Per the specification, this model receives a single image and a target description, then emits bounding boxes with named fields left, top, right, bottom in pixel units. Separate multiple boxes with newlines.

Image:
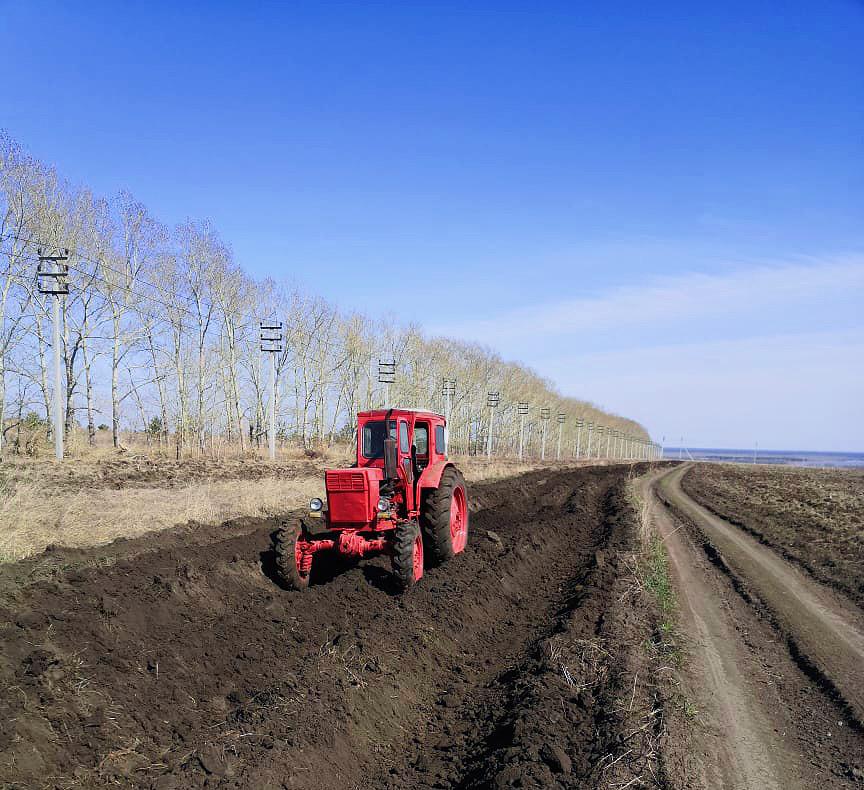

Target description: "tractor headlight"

left=377, top=497, right=390, bottom=512
left=309, top=497, right=324, bottom=512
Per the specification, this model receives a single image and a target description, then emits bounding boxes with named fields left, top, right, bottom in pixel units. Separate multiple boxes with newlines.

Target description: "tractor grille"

left=327, top=471, right=366, bottom=492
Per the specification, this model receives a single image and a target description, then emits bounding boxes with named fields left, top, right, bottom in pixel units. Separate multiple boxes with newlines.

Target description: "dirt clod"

left=198, top=746, right=229, bottom=776
left=15, top=610, right=48, bottom=629
left=541, top=743, right=572, bottom=774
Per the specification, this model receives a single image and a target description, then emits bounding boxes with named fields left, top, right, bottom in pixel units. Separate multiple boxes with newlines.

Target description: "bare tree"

left=0, top=132, right=652, bottom=459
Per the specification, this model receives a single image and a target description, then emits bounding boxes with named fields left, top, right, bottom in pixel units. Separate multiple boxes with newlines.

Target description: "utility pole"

left=442, top=378, right=456, bottom=452
left=486, top=392, right=499, bottom=458
left=37, top=249, right=69, bottom=462
left=378, top=359, right=396, bottom=406
left=586, top=421, right=594, bottom=458
left=260, top=321, right=283, bottom=461
left=517, top=402, right=528, bottom=459
left=575, top=418, right=584, bottom=459
left=605, top=426, right=612, bottom=458
left=556, top=412, right=565, bottom=461
left=442, top=378, right=455, bottom=421
left=540, top=407, right=550, bottom=460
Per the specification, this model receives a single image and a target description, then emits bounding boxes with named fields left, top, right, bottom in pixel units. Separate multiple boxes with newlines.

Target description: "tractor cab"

left=357, top=407, right=448, bottom=476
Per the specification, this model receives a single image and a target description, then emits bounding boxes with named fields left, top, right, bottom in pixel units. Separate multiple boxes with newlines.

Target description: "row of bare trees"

left=0, top=132, right=649, bottom=459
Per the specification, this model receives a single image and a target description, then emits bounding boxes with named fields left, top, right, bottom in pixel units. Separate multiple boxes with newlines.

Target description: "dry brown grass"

left=0, top=450, right=601, bottom=561
left=0, top=476, right=325, bottom=561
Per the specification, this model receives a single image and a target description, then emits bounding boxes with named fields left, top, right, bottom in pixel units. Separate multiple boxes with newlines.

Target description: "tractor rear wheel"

left=420, top=467, right=469, bottom=566
left=391, top=520, right=424, bottom=591
left=273, top=524, right=312, bottom=590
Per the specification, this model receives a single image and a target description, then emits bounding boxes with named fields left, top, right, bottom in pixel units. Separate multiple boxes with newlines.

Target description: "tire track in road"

left=640, top=470, right=789, bottom=790
left=661, top=464, right=864, bottom=726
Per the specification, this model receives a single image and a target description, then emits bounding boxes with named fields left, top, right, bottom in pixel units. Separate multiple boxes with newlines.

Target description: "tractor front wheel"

left=391, top=521, right=424, bottom=591
left=273, top=525, right=312, bottom=590
left=420, top=467, right=469, bottom=566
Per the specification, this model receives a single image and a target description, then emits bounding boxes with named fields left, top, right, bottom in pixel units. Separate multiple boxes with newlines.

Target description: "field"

left=680, top=463, right=864, bottom=608
left=3, top=459, right=864, bottom=789
left=0, top=463, right=678, bottom=789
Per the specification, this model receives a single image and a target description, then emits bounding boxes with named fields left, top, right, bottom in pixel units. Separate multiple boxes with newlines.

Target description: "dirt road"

left=644, top=465, right=864, bottom=789
left=0, top=465, right=661, bottom=790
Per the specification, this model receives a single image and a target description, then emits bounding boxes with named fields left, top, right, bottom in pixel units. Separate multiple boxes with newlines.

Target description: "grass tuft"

left=642, top=534, right=676, bottom=632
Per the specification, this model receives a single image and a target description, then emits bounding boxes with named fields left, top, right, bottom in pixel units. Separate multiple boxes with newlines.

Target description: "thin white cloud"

left=434, top=257, right=864, bottom=344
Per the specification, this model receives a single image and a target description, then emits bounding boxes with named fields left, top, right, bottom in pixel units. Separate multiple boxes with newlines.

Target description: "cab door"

left=398, top=419, right=415, bottom=511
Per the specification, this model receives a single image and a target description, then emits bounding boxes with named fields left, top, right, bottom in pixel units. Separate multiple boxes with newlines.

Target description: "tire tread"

left=420, top=467, right=467, bottom=566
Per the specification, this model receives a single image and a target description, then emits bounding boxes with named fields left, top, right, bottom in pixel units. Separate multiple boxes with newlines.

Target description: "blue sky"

left=2, top=1, right=862, bottom=450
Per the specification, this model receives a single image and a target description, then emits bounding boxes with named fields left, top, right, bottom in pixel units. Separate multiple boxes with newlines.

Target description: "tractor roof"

left=359, top=408, right=445, bottom=420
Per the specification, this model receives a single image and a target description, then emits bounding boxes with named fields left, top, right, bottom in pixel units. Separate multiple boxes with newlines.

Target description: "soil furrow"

left=373, top=481, right=656, bottom=790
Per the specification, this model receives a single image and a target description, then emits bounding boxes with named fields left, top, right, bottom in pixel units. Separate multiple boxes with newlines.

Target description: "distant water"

left=662, top=447, right=864, bottom=469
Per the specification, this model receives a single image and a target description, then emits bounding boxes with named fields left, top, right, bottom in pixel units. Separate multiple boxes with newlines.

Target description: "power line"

left=26, top=254, right=261, bottom=346
left=1, top=231, right=261, bottom=337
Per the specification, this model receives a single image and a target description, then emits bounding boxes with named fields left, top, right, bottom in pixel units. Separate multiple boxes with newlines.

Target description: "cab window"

left=415, top=424, right=429, bottom=456
left=435, top=425, right=446, bottom=454
left=399, top=421, right=410, bottom=454
left=362, top=420, right=396, bottom=459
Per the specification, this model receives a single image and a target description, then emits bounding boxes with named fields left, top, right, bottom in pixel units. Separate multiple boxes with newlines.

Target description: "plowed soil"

left=3, top=455, right=330, bottom=492
left=0, top=465, right=667, bottom=790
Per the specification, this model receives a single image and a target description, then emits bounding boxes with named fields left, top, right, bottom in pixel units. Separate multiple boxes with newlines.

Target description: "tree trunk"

left=34, top=314, right=52, bottom=439
left=197, top=339, right=205, bottom=455
left=0, top=360, right=5, bottom=459
left=62, top=297, right=76, bottom=443
left=112, top=312, right=121, bottom=448
left=172, top=328, right=186, bottom=459
left=146, top=328, right=169, bottom=447
left=81, top=337, right=96, bottom=446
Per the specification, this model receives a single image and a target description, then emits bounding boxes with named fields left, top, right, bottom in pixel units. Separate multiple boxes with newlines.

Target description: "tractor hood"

left=325, top=467, right=385, bottom=525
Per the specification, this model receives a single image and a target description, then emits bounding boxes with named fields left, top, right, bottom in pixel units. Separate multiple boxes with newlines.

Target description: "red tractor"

left=273, top=408, right=469, bottom=591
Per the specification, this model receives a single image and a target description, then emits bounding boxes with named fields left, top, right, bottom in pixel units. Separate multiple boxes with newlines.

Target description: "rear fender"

left=417, top=460, right=455, bottom=493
